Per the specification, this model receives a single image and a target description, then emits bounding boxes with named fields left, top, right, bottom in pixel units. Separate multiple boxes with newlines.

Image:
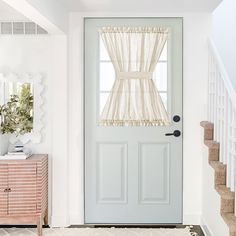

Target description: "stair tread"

left=200, top=121, right=214, bottom=129
left=204, top=140, right=219, bottom=148
left=215, top=185, right=234, bottom=200
left=222, top=213, right=236, bottom=231
left=210, top=161, right=226, bottom=171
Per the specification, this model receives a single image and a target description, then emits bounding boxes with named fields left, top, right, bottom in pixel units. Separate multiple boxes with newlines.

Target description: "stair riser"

left=221, top=199, right=235, bottom=213
left=215, top=171, right=226, bottom=186
left=230, top=228, right=236, bottom=234
left=209, top=148, right=219, bottom=161
left=204, top=128, right=213, bottom=140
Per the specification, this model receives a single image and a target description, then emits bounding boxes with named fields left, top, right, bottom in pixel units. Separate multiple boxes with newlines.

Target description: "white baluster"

left=222, top=82, right=226, bottom=164
left=209, top=54, right=214, bottom=122
left=231, top=110, right=236, bottom=191
left=214, top=61, right=218, bottom=141
left=227, top=98, right=232, bottom=188
left=208, top=52, right=211, bottom=121
left=219, top=76, right=223, bottom=163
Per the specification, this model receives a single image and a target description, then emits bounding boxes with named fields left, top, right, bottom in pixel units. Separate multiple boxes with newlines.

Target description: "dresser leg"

left=37, top=216, right=43, bottom=236
left=44, top=208, right=48, bottom=225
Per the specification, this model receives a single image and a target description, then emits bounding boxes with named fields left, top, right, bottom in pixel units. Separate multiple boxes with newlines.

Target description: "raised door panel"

left=138, top=143, right=170, bottom=204
left=8, top=162, right=37, bottom=215
left=0, top=164, right=8, bottom=216
left=96, top=143, right=127, bottom=204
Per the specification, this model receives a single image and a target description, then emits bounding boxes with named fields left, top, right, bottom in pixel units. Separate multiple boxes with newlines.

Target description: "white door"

left=85, top=18, right=183, bottom=224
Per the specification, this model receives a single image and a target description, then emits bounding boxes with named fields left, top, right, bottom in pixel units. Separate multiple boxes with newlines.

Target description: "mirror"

left=0, top=81, right=34, bottom=134
left=0, top=73, right=44, bottom=144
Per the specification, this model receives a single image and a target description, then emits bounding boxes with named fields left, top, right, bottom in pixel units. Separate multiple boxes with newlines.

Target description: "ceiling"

left=0, top=0, right=223, bottom=22
left=65, top=0, right=222, bottom=12
left=0, top=0, right=29, bottom=21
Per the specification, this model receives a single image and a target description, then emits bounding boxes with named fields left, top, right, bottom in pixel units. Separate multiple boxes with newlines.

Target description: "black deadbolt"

left=173, top=115, right=181, bottom=122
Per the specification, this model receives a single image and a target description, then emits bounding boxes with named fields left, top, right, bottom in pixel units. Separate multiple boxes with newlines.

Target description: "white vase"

left=0, top=134, right=9, bottom=155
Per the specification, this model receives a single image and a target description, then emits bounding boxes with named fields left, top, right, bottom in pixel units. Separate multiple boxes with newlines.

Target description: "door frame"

left=83, top=16, right=184, bottom=224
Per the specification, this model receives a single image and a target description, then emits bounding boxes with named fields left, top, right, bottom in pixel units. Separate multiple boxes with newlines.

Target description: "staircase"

left=202, top=39, right=236, bottom=235
left=201, top=121, right=236, bottom=236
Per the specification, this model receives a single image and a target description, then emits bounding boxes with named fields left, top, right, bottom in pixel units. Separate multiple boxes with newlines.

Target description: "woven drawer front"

left=0, top=164, right=8, bottom=216
left=8, top=163, right=37, bottom=215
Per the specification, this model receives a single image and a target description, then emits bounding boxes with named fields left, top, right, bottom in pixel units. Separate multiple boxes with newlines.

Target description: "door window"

left=99, top=38, right=169, bottom=116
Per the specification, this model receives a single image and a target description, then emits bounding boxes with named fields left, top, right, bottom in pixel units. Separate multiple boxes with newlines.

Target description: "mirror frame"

left=0, top=73, right=44, bottom=144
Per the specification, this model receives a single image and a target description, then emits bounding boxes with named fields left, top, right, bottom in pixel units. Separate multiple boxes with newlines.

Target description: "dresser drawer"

left=8, top=162, right=37, bottom=215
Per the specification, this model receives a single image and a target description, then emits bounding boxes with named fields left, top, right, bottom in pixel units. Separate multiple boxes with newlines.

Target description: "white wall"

left=212, top=0, right=236, bottom=89
left=0, top=35, right=69, bottom=226
left=182, top=14, right=211, bottom=224
left=68, top=12, right=211, bottom=225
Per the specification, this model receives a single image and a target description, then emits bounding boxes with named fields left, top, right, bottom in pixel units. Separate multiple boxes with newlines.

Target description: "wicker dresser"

left=0, top=154, right=48, bottom=236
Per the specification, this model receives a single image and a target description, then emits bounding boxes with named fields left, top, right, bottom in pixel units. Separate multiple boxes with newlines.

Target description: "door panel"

left=8, top=163, right=37, bottom=215
left=138, top=143, right=170, bottom=204
left=96, top=143, right=127, bottom=204
left=85, top=18, right=183, bottom=224
left=0, top=164, right=8, bottom=216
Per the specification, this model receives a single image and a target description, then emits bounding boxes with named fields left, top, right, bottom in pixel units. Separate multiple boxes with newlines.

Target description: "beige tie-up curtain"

left=99, top=26, right=169, bottom=126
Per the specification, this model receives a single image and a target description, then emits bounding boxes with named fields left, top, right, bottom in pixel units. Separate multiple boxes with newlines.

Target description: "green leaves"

left=0, top=84, right=33, bottom=136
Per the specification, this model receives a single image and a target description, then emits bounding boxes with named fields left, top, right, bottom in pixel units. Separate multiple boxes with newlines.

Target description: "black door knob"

left=165, top=130, right=181, bottom=137
left=173, top=115, right=181, bottom=122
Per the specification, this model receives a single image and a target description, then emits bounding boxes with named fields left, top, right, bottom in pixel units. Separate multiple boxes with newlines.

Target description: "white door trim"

left=67, top=12, right=210, bottom=226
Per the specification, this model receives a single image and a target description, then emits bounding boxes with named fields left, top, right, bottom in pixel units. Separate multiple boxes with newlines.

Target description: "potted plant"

left=0, top=84, right=33, bottom=155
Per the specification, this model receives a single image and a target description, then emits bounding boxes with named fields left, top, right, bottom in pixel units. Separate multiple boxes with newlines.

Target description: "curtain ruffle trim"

left=99, top=119, right=170, bottom=126
left=100, top=26, right=168, bottom=34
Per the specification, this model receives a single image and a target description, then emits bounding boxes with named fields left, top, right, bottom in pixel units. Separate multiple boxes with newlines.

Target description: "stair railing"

left=208, top=39, right=236, bottom=192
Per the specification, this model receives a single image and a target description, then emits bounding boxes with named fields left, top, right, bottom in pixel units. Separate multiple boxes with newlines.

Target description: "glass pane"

left=153, top=62, right=167, bottom=91
left=100, top=62, right=115, bottom=91
left=159, top=42, right=167, bottom=61
left=100, top=92, right=110, bottom=114
left=159, top=92, right=167, bottom=111
left=100, top=37, right=110, bottom=61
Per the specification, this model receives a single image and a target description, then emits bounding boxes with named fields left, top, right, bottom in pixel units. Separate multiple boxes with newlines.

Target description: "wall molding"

left=51, top=215, right=70, bottom=228
left=69, top=214, right=84, bottom=225
left=183, top=214, right=201, bottom=225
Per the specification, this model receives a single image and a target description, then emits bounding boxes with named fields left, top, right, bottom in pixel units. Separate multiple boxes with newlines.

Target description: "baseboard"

left=50, top=215, right=70, bottom=227
left=53, top=213, right=202, bottom=227
left=69, top=214, right=84, bottom=225
left=200, top=217, right=213, bottom=236
left=201, top=225, right=212, bottom=236
left=183, top=214, right=201, bottom=225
